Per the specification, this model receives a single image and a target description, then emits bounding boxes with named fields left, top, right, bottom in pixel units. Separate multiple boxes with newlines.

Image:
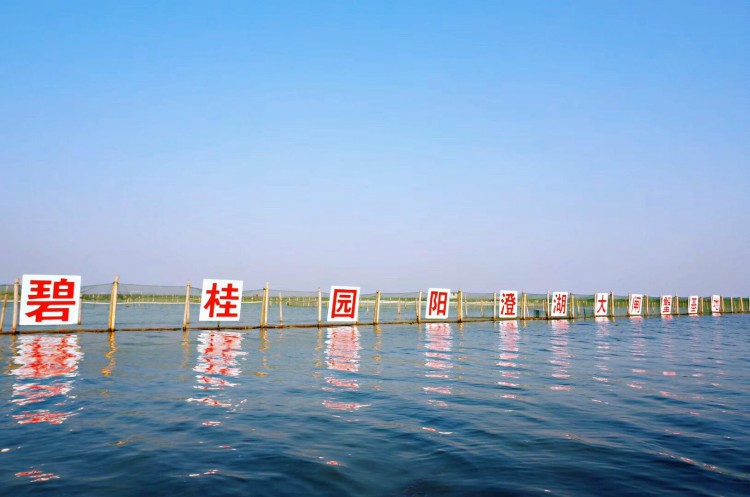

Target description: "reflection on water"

left=101, top=332, right=117, bottom=377
left=11, top=335, right=83, bottom=425
left=188, top=331, right=246, bottom=410
left=424, top=323, right=453, bottom=406
left=628, top=317, right=648, bottom=390
left=2, top=318, right=750, bottom=495
left=497, top=321, right=520, bottom=399
left=550, top=320, right=571, bottom=391
left=323, top=326, right=367, bottom=411
left=593, top=318, right=610, bottom=384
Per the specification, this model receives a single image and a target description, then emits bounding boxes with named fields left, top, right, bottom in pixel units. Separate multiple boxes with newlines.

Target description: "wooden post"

left=77, top=298, right=83, bottom=326
left=260, top=282, right=269, bottom=327
left=107, top=276, right=119, bottom=332
left=397, top=299, right=401, bottom=319
left=570, top=294, right=575, bottom=318
left=317, top=287, right=322, bottom=327
left=457, top=289, right=463, bottom=323
left=373, top=291, right=381, bottom=324
left=279, top=292, right=283, bottom=323
left=416, top=290, right=422, bottom=323
left=730, top=296, right=734, bottom=313
left=0, top=290, right=7, bottom=332
left=12, top=278, right=19, bottom=333
left=521, top=291, right=527, bottom=320
left=182, top=280, right=191, bottom=331
left=609, top=291, right=614, bottom=318
left=546, top=291, right=550, bottom=320
left=493, top=292, right=497, bottom=321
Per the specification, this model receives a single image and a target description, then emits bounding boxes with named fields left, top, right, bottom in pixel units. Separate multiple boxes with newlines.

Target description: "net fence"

left=0, top=282, right=747, bottom=333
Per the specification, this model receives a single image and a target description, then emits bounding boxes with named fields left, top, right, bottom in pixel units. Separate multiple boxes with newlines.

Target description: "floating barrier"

left=0, top=276, right=748, bottom=334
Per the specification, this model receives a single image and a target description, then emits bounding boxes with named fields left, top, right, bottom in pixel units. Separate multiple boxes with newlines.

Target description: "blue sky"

left=1, top=1, right=748, bottom=295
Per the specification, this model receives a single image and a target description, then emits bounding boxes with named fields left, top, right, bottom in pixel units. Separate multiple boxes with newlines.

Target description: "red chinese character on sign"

left=632, top=298, right=641, bottom=313
left=661, top=297, right=672, bottom=314
left=331, top=288, right=358, bottom=320
left=552, top=294, right=567, bottom=315
left=203, top=282, right=240, bottom=319
left=688, top=297, right=698, bottom=314
left=22, top=276, right=79, bottom=324
left=428, top=291, right=448, bottom=317
left=596, top=296, right=607, bottom=314
left=500, top=292, right=517, bottom=316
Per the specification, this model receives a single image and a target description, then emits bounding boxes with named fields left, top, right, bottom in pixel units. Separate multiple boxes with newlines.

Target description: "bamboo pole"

left=77, top=297, right=83, bottom=326
left=521, top=291, right=527, bottom=320
left=317, top=288, right=322, bottom=327
left=107, top=276, right=119, bottom=332
left=730, top=296, right=734, bottom=313
left=457, top=289, right=463, bottom=323
left=0, top=290, right=7, bottom=332
left=182, top=280, right=191, bottom=331
left=397, top=299, right=401, bottom=319
left=570, top=294, right=575, bottom=318
left=546, top=291, right=550, bottom=320
left=12, top=278, right=20, bottom=333
left=279, top=292, right=283, bottom=323
left=373, top=291, right=381, bottom=324
left=260, top=282, right=269, bottom=327
left=493, top=292, right=497, bottom=321
left=609, top=291, right=614, bottom=318
left=416, top=290, right=422, bottom=323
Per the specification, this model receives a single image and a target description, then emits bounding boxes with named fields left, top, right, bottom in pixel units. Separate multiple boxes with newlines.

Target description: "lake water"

left=1, top=315, right=749, bottom=496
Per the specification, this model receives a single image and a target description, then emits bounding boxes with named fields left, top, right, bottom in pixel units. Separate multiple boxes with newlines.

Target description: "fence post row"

left=4, top=276, right=749, bottom=333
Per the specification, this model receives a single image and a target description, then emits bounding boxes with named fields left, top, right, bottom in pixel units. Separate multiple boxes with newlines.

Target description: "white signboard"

left=711, top=295, right=722, bottom=313
left=199, top=279, right=243, bottom=321
left=19, top=274, right=82, bottom=326
left=628, top=294, right=643, bottom=316
left=424, top=288, right=451, bottom=320
left=660, top=295, right=673, bottom=315
left=594, top=292, right=609, bottom=317
left=498, top=290, right=519, bottom=318
left=327, top=286, right=360, bottom=323
left=550, top=292, right=569, bottom=318
left=688, top=296, right=699, bottom=315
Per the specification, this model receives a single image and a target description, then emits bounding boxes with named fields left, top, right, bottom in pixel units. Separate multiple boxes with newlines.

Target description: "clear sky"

left=1, top=1, right=748, bottom=295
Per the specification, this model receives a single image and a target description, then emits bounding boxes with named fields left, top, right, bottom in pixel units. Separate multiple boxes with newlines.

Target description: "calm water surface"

left=1, top=315, right=749, bottom=496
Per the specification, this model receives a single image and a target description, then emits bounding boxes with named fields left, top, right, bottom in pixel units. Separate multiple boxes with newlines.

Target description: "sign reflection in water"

left=11, top=335, right=83, bottom=425
left=497, top=321, right=520, bottom=399
left=323, top=326, right=367, bottom=411
left=550, top=320, right=571, bottom=391
left=188, top=331, right=245, bottom=409
left=593, top=318, right=611, bottom=384
left=424, top=323, right=453, bottom=406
